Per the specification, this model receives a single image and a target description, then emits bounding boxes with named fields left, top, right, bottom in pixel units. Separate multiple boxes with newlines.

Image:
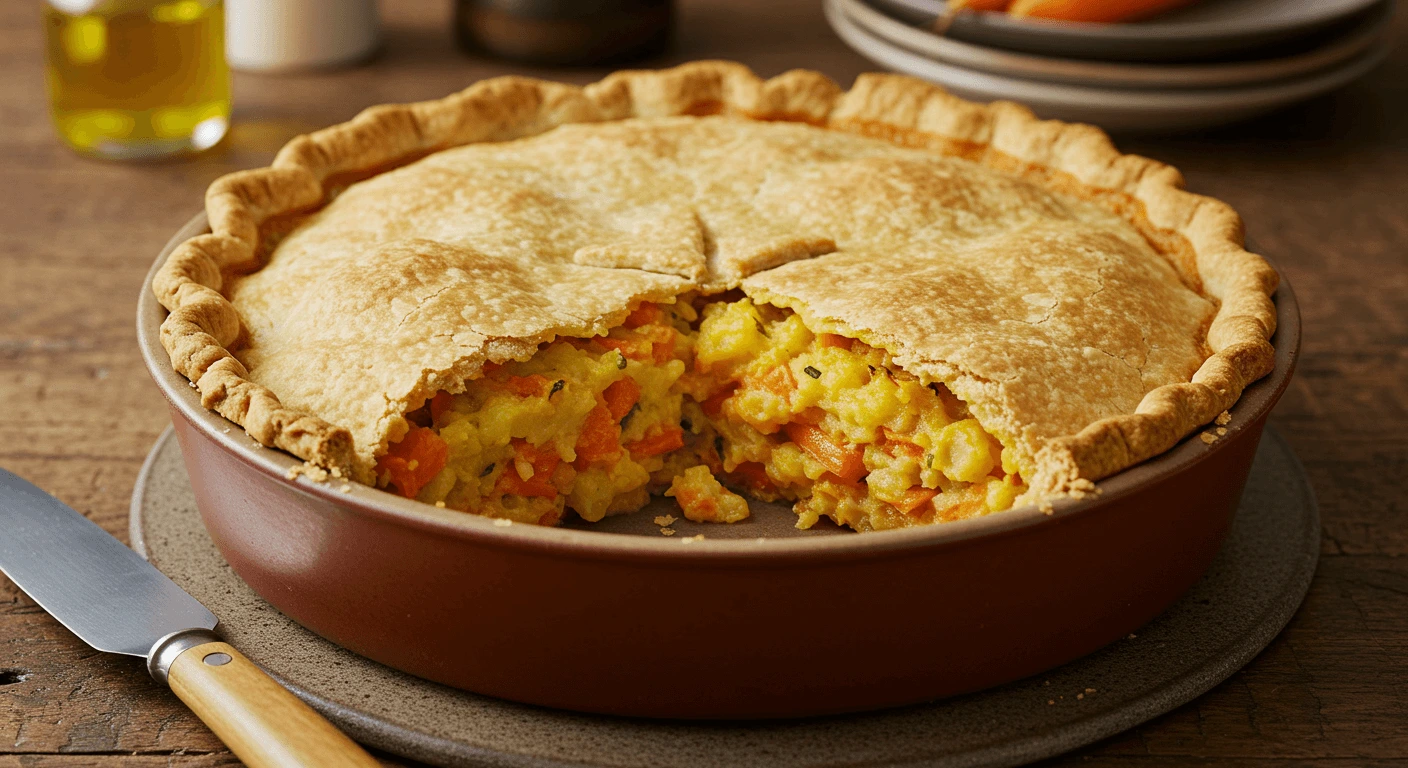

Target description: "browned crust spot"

left=154, top=60, right=1276, bottom=497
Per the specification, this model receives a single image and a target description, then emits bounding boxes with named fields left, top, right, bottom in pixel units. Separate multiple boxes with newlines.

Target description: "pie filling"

left=376, top=297, right=1026, bottom=531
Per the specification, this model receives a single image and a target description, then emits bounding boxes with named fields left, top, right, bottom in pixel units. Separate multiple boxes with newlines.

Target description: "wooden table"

left=2, top=1, right=1405, bottom=765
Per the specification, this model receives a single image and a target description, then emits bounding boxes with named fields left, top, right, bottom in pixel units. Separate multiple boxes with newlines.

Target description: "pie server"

left=0, top=467, right=379, bottom=767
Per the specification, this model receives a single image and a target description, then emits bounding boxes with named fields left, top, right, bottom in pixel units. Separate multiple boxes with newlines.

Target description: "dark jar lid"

left=455, top=0, right=674, bottom=66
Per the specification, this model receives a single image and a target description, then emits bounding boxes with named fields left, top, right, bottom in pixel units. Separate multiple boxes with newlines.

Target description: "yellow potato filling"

left=375, top=302, right=695, bottom=525
left=666, top=465, right=751, bottom=524
left=680, top=297, right=1026, bottom=531
left=374, top=296, right=1026, bottom=532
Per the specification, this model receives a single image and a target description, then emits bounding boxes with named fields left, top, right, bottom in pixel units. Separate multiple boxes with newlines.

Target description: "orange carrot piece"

left=818, top=471, right=863, bottom=490
left=700, top=385, right=737, bottom=418
left=627, top=425, right=685, bottom=458
left=935, top=495, right=986, bottom=522
left=603, top=377, right=642, bottom=421
left=894, top=487, right=940, bottom=515
left=429, top=391, right=454, bottom=422
left=1007, top=0, right=1193, bottom=23
left=671, top=487, right=718, bottom=520
left=638, top=324, right=677, bottom=364
left=950, top=0, right=1014, bottom=11
left=882, top=428, right=925, bottom=458
left=496, top=440, right=561, bottom=499
left=504, top=374, right=551, bottom=398
left=751, top=364, right=797, bottom=398
left=653, top=335, right=676, bottom=364
left=574, top=405, right=621, bottom=467
left=816, top=333, right=854, bottom=350
left=623, top=303, right=662, bottom=328
left=730, top=461, right=776, bottom=493
left=596, top=336, right=654, bottom=361
left=376, top=426, right=449, bottom=500
left=783, top=422, right=867, bottom=485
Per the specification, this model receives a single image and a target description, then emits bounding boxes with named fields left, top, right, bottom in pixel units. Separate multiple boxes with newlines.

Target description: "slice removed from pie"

left=380, top=300, right=698, bottom=526
left=371, top=296, right=1028, bottom=530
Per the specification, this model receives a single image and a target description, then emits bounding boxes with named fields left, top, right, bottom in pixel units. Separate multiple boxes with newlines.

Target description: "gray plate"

left=826, top=0, right=1391, bottom=133
left=871, top=0, right=1390, bottom=62
left=841, top=0, right=1391, bottom=89
left=132, top=427, right=1318, bottom=768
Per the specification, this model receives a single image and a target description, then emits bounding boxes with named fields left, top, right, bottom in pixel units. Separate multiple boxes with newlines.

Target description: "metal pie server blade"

left=0, top=467, right=379, bottom=768
left=0, top=467, right=216, bottom=656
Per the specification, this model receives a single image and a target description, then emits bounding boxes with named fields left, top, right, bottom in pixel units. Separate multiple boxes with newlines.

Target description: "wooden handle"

left=166, top=641, right=380, bottom=768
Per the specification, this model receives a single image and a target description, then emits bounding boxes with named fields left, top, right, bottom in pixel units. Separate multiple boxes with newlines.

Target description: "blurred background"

left=32, top=0, right=1402, bottom=161
left=2, top=0, right=1407, bottom=765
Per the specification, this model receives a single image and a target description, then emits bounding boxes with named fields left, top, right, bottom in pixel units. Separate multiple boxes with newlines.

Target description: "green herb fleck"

left=803, top=365, right=822, bottom=379
left=549, top=379, right=565, bottom=396
left=680, top=417, right=693, bottom=431
left=616, top=352, right=628, bottom=370
left=479, top=463, right=495, bottom=477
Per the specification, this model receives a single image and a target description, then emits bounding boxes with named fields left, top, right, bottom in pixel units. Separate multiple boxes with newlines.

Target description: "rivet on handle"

left=147, top=627, right=223, bottom=685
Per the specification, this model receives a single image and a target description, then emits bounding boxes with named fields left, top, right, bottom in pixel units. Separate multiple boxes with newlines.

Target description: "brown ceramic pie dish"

left=137, top=63, right=1296, bottom=718
left=138, top=210, right=1298, bottom=718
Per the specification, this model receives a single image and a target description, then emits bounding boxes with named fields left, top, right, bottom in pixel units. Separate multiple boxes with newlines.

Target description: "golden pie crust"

left=154, top=61, right=1277, bottom=503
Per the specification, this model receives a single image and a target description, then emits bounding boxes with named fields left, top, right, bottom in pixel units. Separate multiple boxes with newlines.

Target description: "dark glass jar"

left=454, top=0, right=673, bottom=66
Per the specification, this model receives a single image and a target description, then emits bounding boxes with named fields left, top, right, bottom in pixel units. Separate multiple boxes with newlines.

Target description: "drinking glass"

left=44, top=0, right=231, bottom=159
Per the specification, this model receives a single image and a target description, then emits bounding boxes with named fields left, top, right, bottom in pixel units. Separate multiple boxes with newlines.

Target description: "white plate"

left=825, top=0, right=1390, bottom=133
left=871, top=0, right=1389, bottom=61
left=842, top=0, right=1390, bottom=89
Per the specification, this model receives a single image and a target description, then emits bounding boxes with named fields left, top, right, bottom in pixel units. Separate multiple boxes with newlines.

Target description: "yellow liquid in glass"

left=44, top=0, right=230, bottom=159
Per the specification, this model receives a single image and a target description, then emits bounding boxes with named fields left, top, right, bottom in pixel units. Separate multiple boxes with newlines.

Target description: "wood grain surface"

left=1, top=0, right=1405, bottom=766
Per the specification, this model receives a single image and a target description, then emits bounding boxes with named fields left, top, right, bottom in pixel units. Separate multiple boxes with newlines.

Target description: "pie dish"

left=153, top=61, right=1277, bottom=534
left=137, top=63, right=1297, bottom=712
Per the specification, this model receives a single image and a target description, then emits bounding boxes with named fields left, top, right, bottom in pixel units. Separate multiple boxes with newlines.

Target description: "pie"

left=154, top=62, right=1277, bottom=532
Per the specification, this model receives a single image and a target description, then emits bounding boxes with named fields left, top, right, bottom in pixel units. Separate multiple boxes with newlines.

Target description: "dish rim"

left=137, top=212, right=1300, bottom=563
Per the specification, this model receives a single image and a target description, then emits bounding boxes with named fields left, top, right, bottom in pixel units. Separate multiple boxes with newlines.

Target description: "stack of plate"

left=825, top=0, right=1393, bottom=131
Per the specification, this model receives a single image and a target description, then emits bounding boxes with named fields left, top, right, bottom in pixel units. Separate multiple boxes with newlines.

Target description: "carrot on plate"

left=949, top=0, right=1013, bottom=10
left=376, top=426, right=449, bottom=500
left=1007, top=0, right=1194, bottom=22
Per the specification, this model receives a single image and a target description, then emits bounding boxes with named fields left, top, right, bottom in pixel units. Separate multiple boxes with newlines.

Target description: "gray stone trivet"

left=131, top=427, right=1318, bottom=768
